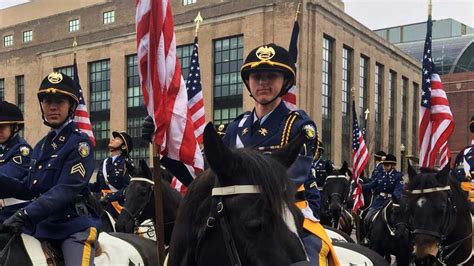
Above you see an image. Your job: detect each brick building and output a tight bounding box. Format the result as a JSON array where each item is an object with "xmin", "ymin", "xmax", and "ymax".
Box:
[{"xmin": 0, "ymin": 0, "xmax": 421, "ymax": 171}]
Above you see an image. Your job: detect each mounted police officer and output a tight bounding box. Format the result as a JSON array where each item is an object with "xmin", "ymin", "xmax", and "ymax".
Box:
[
  {"xmin": 452, "ymin": 116, "xmax": 474, "ymax": 213},
  {"xmin": 361, "ymin": 153, "xmax": 404, "ymax": 245},
  {"xmin": 0, "ymin": 72, "xmax": 100, "ymax": 265},
  {"xmin": 221, "ymin": 43, "xmax": 330, "ymax": 264},
  {"xmin": 311, "ymin": 139, "xmax": 333, "ymax": 189},
  {"xmin": 0, "ymin": 101, "xmax": 32, "ymax": 221},
  {"xmin": 90, "ymin": 131, "xmax": 134, "ymax": 218}
]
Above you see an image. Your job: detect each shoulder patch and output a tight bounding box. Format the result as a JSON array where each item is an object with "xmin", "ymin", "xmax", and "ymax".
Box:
[
  {"xmin": 303, "ymin": 124, "xmax": 316, "ymax": 140},
  {"xmin": 20, "ymin": 146, "xmax": 30, "ymax": 156},
  {"xmin": 78, "ymin": 142, "xmax": 90, "ymax": 158}
]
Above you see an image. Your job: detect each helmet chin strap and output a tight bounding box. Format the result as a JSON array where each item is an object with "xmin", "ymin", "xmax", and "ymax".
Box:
[{"xmin": 41, "ymin": 107, "xmax": 77, "ymax": 128}]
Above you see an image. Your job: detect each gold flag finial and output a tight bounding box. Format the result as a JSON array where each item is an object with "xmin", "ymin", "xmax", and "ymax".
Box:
[
  {"xmin": 294, "ymin": 1, "xmax": 302, "ymax": 22},
  {"xmin": 194, "ymin": 12, "xmax": 203, "ymax": 36},
  {"xmin": 365, "ymin": 108, "xmax": 370, "ymax": 121},
  {"xmin": 72, "ymin": 37, "xmax": 78, "ymax": 60},
  {"xmin": 428, "ymin": 0, "xmax": 432, "ymax": 17}
]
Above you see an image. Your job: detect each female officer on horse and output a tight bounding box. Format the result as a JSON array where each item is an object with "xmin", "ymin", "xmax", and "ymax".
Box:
[
  {"xmin": 0, "ymin": 72, "xmax": 100, "ymax": 266},
  {"xmin": 0, "ymin": 101, "xmax": 32, "ymax": 222}
]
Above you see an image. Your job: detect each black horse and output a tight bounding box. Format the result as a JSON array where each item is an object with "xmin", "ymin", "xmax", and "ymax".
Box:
[
  {"xmin": 319, "ymin": 161, "xmax": 354, "ymax": 235},
  {"xmin": 115, "ymin": 160, "xmax": 182, "ymax": 245},
  {"xmin": 168, "ymin": 123, "xmax": 309, "ymax": 266},
  {"xmin": 365, "ymin": 195, "xmax": 412, "ymax": 265},
  {"xmin": 407, "ymin": 163, "xmax": 473, "ymax": 265}
]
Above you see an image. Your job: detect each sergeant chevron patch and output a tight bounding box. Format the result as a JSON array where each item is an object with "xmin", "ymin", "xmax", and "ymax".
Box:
[{"xmin": 71, "ymin": 163, "xmax": 86, "ymax": 178}]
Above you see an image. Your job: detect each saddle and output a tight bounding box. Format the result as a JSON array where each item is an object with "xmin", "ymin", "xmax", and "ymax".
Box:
[{"xmin": 20, "ymin": 232, "xmax": 144, "ymax": 265}]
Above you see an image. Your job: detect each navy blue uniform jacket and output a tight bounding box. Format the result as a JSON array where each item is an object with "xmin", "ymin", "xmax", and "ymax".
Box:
[{"xmin": 0, "ymin": 122, "xmax": 100, "ymax": 240}]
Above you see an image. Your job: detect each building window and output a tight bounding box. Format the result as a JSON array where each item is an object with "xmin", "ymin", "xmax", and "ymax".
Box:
[
  {"xmin": 388, "ymin": 71, "xmax": 397, "ymax": 153},
  {"xmin": 89, "ymin": 60, "xmax": 110, "ymax": 163},
  {"xmin": 3, "ymin": 35, "xmax": 13, "ymax": 47},
  {"xmin": 126, "ymin": 54, "xmax": 149, "ymax": 163},
  {"xmin": 341, "ymin": 46, "xmax": 352, "ymax": 163},
  {"xmin": 0, "ymin": 79, "xmax": 4, "ymax": 101},
  {"xmin": 55, "ymin": 65, "xmax": 74, "ymax": 79},
  {"xmin": 69, "ymin": 19, "xmax": 80, "ymax": 32},
  {"xmin": 322, "ymin": 36, "xmax": 333, "ymax": 158},
  {"xmin": 213, "ymin": 36, "xmax": 243, "ymax": 125},
  {"xmin": 401, "ymin": 77, "xmax": 408, "ymax": 151},
  {"xmin": 103, "ymin": 10, "xmax": 115, "ymax": 24},
  {"xmin": 183, "ymin": 0, "xmax": 196, "ymax": 6},
  {"xmin": 23, "ymin": 30, "xmax": 32, "ymax": 43},
  {"xmin": 374, "ymin": 63, "xmax": 384, "ymax": 152},
  {"xmin": 16, "ymin": 76, "xmax": 24, "ymax": 113},
  {"xmin": 412, "ymin": 82, "xmax": 419, "ymax": 155},
  {"xmin": 177, "ymin": 43, "xmax": 194, "ymax": 81},
  {"xmin": 359, "ymin": 55, "xmax": 369, "ymax": 126}
]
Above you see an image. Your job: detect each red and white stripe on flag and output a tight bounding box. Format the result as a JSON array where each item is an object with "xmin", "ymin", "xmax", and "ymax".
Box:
[
  {"xmin": 136, "ymin": 0, "xmax": 204, "ymax": 177},
  {"xmin": 351, "ymin": 102, "xmax": 369, "ymax": 212},
  {"xmin": 282, "ymin": 86, "xmax": 297, "ymax": 111},
  {"xmin": 170, "ymin": 176, "xmax": 187, "ymax": 194},
  {"xmin": 419, "ymin": 73, "xmax": 454, "ymax": 168}
]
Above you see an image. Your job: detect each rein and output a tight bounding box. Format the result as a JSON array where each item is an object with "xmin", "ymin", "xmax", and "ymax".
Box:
[{"xmin": 0, "ymin": 232, "xmax": 20, "ymax": 265}]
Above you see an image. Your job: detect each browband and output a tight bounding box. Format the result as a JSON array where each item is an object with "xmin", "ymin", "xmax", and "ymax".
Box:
[
  {"xmin": 130, "ymin": 177, "xmax": 155, "ymax": 185},
  {"xmin": 212, "ymin": 185, "xmax": 261, "ymax": 196},
  {"xmin": 326, "ymin": 175, "xmax": 350, "ymax": 181},
  {"xmin": 408, "ymin": 185, "xmax": 451, "ymax": 194}
]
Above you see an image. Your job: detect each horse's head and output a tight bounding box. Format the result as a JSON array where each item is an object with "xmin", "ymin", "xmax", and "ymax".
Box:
[
  {"xmin": 389, "ymin": 195, "xmax": 410, "ymax": 239},
  {"xmin": 324, "ymin": 161, "xmax": 350, "ymax": 215},
  {"xmin": 116, "ymin": 160, "xmax": 155, "ymax": 234},
  {"xmin": 196, "ymin": 122, "xmax": 308, "ymax": 265},
  {"xmin": 406, "ymin": 163, "xmax": 454, "ymax": 258}
]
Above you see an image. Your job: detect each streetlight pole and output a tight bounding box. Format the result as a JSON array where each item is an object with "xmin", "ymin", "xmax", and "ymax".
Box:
[{"xmin": 400, "ymin": 144, "xmax": 406, "ymax": 172}]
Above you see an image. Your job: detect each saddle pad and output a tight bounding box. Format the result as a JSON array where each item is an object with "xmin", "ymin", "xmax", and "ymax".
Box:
[
  {"xmin": 95, "ymin": 232, "xmax": 144, "ymax": 265},
  {"xmin": 20, "ymin": 232, "xmax": 144, "ymax": 265}
]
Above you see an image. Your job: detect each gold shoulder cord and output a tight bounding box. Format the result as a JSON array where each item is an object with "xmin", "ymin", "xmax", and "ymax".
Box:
[{"xmin": 280, "ymin": 113, "xmax": 298, "ymax": 146}]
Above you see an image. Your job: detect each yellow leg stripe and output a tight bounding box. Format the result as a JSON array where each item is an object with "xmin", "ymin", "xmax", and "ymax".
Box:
[
  {"xmin": 81, "ymin": 227, "xmax": 97, "ymax": 266},
  {"xmin": 319, "ymin": 239, "xmax": 330, "ymax": 266}
]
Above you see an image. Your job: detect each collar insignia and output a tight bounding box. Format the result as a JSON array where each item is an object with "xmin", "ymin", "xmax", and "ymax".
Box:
[
  {"xmin": 51, "ymin": 142, "xmax": 58, "ymax": 150},
  {"xmin": 59, "ymin": 136, "xmax": 66, "ymax": 142},
  {"xmin": 242, "ymin": 128, "xmax": 249, "ymax": 135},
  {"xmin": 258, "ymin": 128, "xmax": 268, "ymax": 136}
]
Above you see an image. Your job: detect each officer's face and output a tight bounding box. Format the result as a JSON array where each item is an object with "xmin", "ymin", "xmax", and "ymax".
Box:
[
  {"xmin": 248, "ymin": 71, "xmax": 284, "ymax": 104},
  {"xmin": 0, "ymin": 124, "xmax": 12, "ymax": 144},
  {"xmin": 383, "ymin": 163, "xmax": 394, "ymax": 172},
  {"xmin": 41, "ymin": 95, "xmax": 71, "ymax": 127},
  {"xmin": 108, "ymin": 136, "xmax": 124, "ymax": 151}
]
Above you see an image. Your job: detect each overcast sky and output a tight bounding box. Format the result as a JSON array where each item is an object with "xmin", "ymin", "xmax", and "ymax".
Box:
[
  {"xmin": 344, "ymin": 0, "xmax": 474, "ymax": 30},
  {"xmin": 0, "ymin": 0, "xmax": 29, "ymax": 9}
]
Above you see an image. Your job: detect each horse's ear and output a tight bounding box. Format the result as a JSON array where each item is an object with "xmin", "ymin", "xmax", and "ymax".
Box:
[
  {"xmin": 341, "ymin": 161, "xmax": 348, "ymax": 174},
  {"xmin": 136, "ymin": 159, "xmax": 153, "ymax": 180},
  {"xmin": 203, "ymin": 122, "xmax": 233, "ymax": 175},
  {"xmin": 436, "ymin": 163, "xmax": 450, "ymax": 185},
  {"xmin": 407, "ymin": 162, "xmax": 418, "ymax": 181},
  {"xmin": 271, "ymin": 131, "xmax": 306, "ymax": 168},
  {"xmin": 325, "ymin": 160, "xmax": 333, "ymax": 173}
]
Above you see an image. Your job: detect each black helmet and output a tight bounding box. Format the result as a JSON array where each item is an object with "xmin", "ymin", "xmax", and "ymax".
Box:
[
  {"xmin": 0, "ymin": 101, "xmax": 24, "ymax": 126},
  {"xmin": 241, "ymin": 43, "xmax": 296, "ymax": 96},
  {"xmin": 112, "ymin": 131, "xmax": 133, "ymax": 156},
  {"xmin": 383, "ymin": 154, "xmax": 397, "ymax": 165},
  {"xmin": 470, "ymin": 116, "xmax": 474, "ymax": 133},
  {"xmin": 38, "ymin": 72, "xmax": 79, "ymax": 105},
  {"xmin": 374, "ymin": 150, "xmax": 387, "ymax": 160}
]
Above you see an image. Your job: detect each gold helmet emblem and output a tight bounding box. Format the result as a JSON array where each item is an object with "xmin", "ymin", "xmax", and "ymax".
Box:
[
  {"xmin": 48, "ymin": 72, "xmax": 63, "ymax": 84},
  {"xmin": 255, "ymin": 46, "xmax": 276, "ymax": 61}
]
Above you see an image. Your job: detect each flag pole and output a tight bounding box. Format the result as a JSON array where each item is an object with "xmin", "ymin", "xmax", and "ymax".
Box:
[
  {"xmin": 72, "ymin": 37, "xmax": 77, "ymax": 60},
  {"xmin": 194, "ymin": 11, "xmax": 203, "ymax": 37},
  {"xmin": 294, "ymin": 1, "xmax": 301, "ymax": 21},
  {"xmin": 428, "ymin": 0, "xmax": 432, "ymax": 17}
]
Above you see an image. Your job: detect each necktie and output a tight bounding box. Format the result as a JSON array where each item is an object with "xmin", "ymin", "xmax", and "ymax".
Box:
[{"xmin": 251, "ymin": 119, "xmax": 260, "ymax": 135}]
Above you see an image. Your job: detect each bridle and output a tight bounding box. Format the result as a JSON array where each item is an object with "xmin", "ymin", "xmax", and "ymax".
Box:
[
  {"xmin": 382, "ymin": 201, "xmax": 409, "ymax": 237},
  {"xmin": 121, "ymin": 177, "xmax": 155, "ymax": 228},
  {"xmin": 195, "ymin": 182, "xmax": 309, "ymax": 266},
  {"xmin": 323, "ymin": 174, "xmax": 350, "ymax": 207},
  {"xmin": 407, "ymin": 185, "xmax": 473, "ymax": 263}
]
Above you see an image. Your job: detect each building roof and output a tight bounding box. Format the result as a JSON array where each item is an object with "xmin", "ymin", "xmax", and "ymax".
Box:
[{"xmin": 396, "ymin": 34, "xmax": 474, "ymax": 74}]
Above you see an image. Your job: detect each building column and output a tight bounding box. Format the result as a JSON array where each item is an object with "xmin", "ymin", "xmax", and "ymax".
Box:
[{"xmin": 109, "ymin": 48, "xmax": 126, "ymax": 132}]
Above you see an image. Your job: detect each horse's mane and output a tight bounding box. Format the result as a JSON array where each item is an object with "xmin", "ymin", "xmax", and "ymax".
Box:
[{"xmin": 178, "ymin": 147, "xmax": 294, "ymax": 232}]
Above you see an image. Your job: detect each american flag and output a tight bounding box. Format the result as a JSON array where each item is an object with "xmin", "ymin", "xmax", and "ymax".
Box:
[
  {"xmin": 282, "ymin": 20, "xmax": 299, "ymax": 110},
  {"xmin": 136, "ymin": 0, "xmax": 204, "ymax": 180},
  {"xmin": 418, "ymin": 14, "xmax": 454, "ymax": 169},
  {"xmin": 186, "ymin": 37, "xmax": 205, "ymax": 144},
  {"xmin": 351, "ymin": 100, "xmax": 368, "ymax": 212},
  {"xmin": 73, "ymin": 58, "xmax": 96, "ymax": 146}
]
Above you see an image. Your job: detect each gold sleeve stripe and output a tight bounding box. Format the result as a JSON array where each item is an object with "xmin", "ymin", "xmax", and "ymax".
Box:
[{"xmin": 281, "ymin": 114, "xmax": 297, "ymax": 146}]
